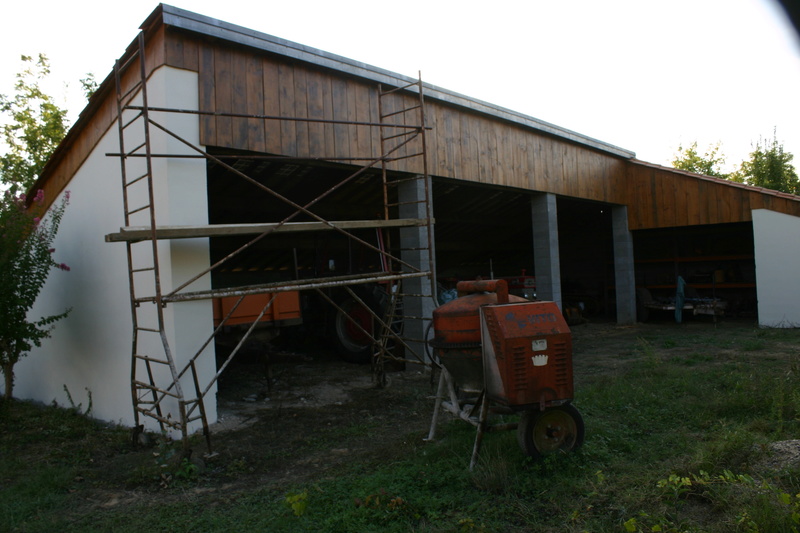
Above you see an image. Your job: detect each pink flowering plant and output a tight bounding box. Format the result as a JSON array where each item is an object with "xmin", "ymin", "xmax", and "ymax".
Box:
[{"xmin": 0, "ymin": 189, "xmax": 70, "ymax": 402}]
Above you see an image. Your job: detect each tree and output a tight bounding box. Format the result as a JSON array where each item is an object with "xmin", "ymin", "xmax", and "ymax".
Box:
[
  {"xmin": 0, "ymin": 189, "xmax": 70, "ymax": 401},
  {"xmin": 731, "ymin": 132, "xmax": 799, "ymax": 195},
  {"xmin": 0, "ymin": 54, "xmax": 77, "ymax": 402},
  {"xmin": 0, "ymin": 54, "xmax": 69, "ymax": 193},
  {"xmin": 79, "ymin": 73, "xmax": 98, "ymax": 101},
  {"xmin": 671, "ymin": 141, "xmax": 729, "ymax": 179}
]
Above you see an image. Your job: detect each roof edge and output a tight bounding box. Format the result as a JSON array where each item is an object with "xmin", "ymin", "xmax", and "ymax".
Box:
[{"xmin": 631, "ymin": 158, "xmax": 800, "ymax": 202}]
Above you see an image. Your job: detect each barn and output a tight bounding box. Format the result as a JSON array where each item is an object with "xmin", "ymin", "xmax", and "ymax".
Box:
[{"xmin": 8, "ymin": 4, "xmax": 800, "ymax": 445}]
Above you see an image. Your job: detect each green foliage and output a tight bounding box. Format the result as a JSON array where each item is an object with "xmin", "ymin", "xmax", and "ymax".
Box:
[
  {"xmin": 79, "ymin": 73, "xmax": 98, "ymax": 101},
  {"xmin": 126, "ymin": 437, "xmax": 202, "ymax": 488},
  {"xmin": 174, "ymin": 457, "xmax": 199, "ymax": 481},
  {"xmin": 0, "ymin": 54, "xmax": 69, "ymax": 193},
  {"xmin": 672, "ymin": 135, "xmax": 799, "ymax": 196},
  {"xmin": 731, "ymin": 131, "xmax": 800, "ymax": 195},
  {"xmin": 0, "ymin": 188, "xmax": 70, "ymax": 400},
  {"xmin": 672, "ymin": 141, "xmax": 729, "ymax": 178},
  {"xmin": 285, "ymin": 490, "xmax": 309, "ymax": 517},
  {"xmin": 657, "ymin": 472, "xmax": 695, "ymax": 504},
  {"xmin": 352, "ymin": 488, "xmax": 419, "ymax": 525},
  {"xmin": 624, "ymin": 469, "xmax": 800, "ymax": 533},
  {"xmin": 457, "ymin": 517, "xmax": 489, "ymax": 532}
]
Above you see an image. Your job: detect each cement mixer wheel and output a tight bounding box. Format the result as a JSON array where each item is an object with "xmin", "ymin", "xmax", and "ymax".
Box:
[{"xmin": 517, "ymin": 404, "xmax": 584, "ymax": 459}]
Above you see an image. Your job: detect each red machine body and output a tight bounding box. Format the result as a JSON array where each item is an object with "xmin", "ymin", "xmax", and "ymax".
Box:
[
  {"xmin": 429, "ymin": 279, "xmax": 583, "ymax": 463},
  {"xmin": 431, "ymin": 280, "xmax": 527, "ymax": 392},
  {"xmin": 432, "ymin": 279, "xmax": 574, "ymax": 408},
  {"xmin": 481, "ymin": 301, "xmax": 573, "ymax": 408}
]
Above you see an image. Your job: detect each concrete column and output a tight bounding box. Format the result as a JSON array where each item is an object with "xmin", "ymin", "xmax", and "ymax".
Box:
[
  {"xmin": 612, "ymin": 205, "xmax": 637, "ymax": 324},
  {"xmin": 531, "ymin": 193, "xmax": 562, "ymax": 309},
  {"xmin": 398, "ymin": 175, "xmax": 435, "ymax": 362}
]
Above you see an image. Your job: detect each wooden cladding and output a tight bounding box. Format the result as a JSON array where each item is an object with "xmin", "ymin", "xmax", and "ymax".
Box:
[
  {"xmin": 163, "ymin": 27, "xmax": 799, "ymax": 230},
  {"xmin": 425, "ymin": 103, "xmax": 628, "ymax": 198},
  {"xmin": 181, "ymin": 35, "xmax": 422, "ymax": 172},
  {"xmin": 39, "ymin": 22, "xmax": 800, "ymax": 229},
  {"xmin": 622, "ymin": 162, "xmax": 800, "ymax": 230},
  {"xmin": 170, "ymin": 31, "xmax": 630, "ymax": 202}
]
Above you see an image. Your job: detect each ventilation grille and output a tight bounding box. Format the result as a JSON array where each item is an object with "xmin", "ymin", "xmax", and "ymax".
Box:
[
  {"xmin": 511, "ymin": 346, "xmax": 528, "ymax": 391},
  {"xmin": 553, "ymin": 341, "xmax": 569, "ymax": 386}
]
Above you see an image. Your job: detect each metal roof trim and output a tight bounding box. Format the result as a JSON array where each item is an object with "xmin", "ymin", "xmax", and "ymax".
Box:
[{"xmin": 159, "ymin": 4, "xmax": 635, "ymax": 159}]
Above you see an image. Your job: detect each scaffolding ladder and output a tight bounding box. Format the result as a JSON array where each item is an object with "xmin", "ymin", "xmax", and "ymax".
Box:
[
  {"xmin": 113, "ymin": 33, "xmax": 211, "ymax": 452},
  {"xmin": 110, "ymin": 31, "xmax": 436, "ymax": 454},
  {"xmin": 371, "ymin": 77, "xmax": 437, "ymax": 384}
]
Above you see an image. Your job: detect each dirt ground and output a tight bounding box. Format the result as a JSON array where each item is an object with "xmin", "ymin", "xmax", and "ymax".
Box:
[
  {"xmin": 208, "ymin": 341, "xmax": 435, "ymax": 484},
  {"xmin": 74, "ymin": 316, "xmax": 800, "ymax": 511}
]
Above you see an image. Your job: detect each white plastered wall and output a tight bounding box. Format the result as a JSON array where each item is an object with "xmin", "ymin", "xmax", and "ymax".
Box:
[
  {"xmin": 753, "ymin": 208, "xmax": 800, "ymax": 327},
  {"xmin": 10, "ymin": 66, "xmax": 217, "ymax": 433}
]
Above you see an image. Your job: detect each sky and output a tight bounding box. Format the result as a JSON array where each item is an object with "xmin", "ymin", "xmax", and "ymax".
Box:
[{"xmin": 2, "ymin": 0, "xmax": 799, "ymax": 174}]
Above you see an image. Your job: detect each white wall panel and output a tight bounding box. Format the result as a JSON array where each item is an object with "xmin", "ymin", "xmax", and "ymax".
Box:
[
  {"xmin": 753, "ymin": 209, "xmax": 800, "ymax": 327},
  {"xmin": 9, "ymin": 67, "xmax": 217, "ymax": 433}
]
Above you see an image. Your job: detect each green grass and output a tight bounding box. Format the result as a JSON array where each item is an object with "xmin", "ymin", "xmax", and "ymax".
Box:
[{"xmin": 4, "ymin": 323, "xmax": 800, "ymax": 532}]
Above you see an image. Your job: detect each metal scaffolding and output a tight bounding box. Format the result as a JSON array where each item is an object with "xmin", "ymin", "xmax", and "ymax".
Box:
[{"xmin": 107, "ymin": 32, "xmax": 436, "ymax": 454}]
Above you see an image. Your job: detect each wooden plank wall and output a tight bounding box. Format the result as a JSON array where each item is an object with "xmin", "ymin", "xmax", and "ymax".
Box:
[
  {"xmin": 167, "ymin": 32, "xmax": 631, "ymax": 203},
  {"xmin": 163, "ymin": 29, "xmax": 800, "ymax": 230},
  {"xmin": 38, "ymin": 23, "xmax": 800, "ymax": 230},
  {"xmin": 623, "ymin": 162, "xmax": 800, "ymax": 230},
  {"xmin": 169, "ymin": 34, "xmax": 397, "ymax": 169}
]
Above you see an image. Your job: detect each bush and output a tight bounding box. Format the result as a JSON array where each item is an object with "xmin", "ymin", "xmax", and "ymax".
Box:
[{"xmin": 0, "ymin": 188, "xmax": 70, "ymax": 401}]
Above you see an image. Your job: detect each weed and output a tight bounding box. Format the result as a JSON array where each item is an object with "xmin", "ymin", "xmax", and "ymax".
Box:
[
  {"xmin": 174, "ymin": 457, "xmax": 199, "ymax": 481},
  {"xmin": 623, "ymin": 512, "xmax": 689, "ymax": 533},
  {"xmin": 123, "ymin": 436, "xmax": 202, "ymax": 488},
  {"xmin": 457, "ymin": 517, "xmax": 489, "ymax": 532},
  {"xmin": 225, "ymin": 456, "xmax": 251, "ymax": 476},
  {"xmin": 62, "ymin": 384, "xmax": 92, "ymax": 416},
  {"xmin": 469, "ymin": 445, "xmax": 512, "ymax": 494},
  {"xmin": 624, "ymin": 469, "xmax": 800, "ymax": 533},
  {"xmin": 285, "ymin": 490, "xmax": 308, "ymax": 517},
  {"xmin": 657, "ymin": 473, "xmax": 694, "ymax": 505},
  {"xmin": 636, "ymin": 337, "xmax": 661, "ymax": 367}
]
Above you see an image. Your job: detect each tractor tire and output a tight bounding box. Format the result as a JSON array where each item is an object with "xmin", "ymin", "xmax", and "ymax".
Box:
[{"xmin": 331, "ymin": 285, "xmax": 388, "ymax": 364}]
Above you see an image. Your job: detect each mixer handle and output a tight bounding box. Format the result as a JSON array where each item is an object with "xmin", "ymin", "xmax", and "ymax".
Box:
[{"xmin": 455, "ymin": 279, "xmax": 509, "ymax": 304}]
